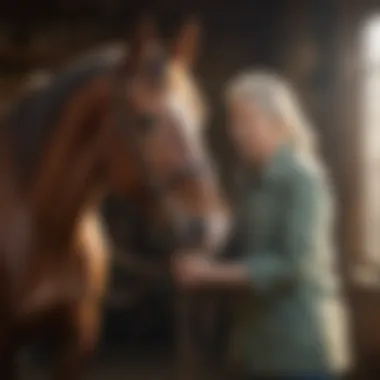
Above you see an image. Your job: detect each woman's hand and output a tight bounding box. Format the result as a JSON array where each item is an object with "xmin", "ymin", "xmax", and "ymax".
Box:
[
  {"xmin": 171, "ymin": 252, "xmax": 215, "ymax": 290},
  {"xmin": 172, "ymin": 251, "xmax": 251, "ymax": 290}
]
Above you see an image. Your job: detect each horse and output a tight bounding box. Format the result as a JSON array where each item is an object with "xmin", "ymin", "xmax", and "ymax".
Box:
[{"xmin": 0, "ymin": 17, "xmax": 230, "ymax": 379}]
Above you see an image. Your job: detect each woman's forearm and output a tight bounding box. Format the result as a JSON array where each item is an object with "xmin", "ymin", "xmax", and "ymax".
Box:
[{"xmin": 205, "ymin": 262, "xmax": 251, "ymax": 289}]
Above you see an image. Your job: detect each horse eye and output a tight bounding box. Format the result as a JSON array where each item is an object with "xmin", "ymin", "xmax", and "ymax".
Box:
[{"xmin": 138, "ymin": 114, "xmax": 156, "ymax": 133}]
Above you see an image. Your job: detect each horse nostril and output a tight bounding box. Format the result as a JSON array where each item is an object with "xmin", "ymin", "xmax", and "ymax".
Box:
[
  {"xmin": 170, "ymin": 217, "xmax": 207, "ymax": 248},
  {"xmin": 187, "ymin": 217, "xmax": 206, "ymax": 244}
]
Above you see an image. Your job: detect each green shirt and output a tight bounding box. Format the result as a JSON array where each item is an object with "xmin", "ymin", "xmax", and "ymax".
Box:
[{"xmin": 232, "ymin": 144, "xmax": 351, "ymax": 376}]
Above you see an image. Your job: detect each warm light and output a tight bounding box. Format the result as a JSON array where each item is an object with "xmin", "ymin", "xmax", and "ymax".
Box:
[
  {"xmin": 362, "ymin": 14, "xmax": 380, "ymax": 65},
  {"xmin": 360, "ymin": 14, "xmax": 380, "ymax": 266}
]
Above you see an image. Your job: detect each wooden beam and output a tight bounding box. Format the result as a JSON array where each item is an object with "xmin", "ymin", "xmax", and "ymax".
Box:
[{"xmin": 334, "ymin": 0, "xmax": 367, "ymax": 270}]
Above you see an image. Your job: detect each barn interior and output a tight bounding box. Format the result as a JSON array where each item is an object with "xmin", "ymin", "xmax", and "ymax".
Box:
[{"xmin": 1, "ymin": 0, "xmax": 380, "ymax": 379}]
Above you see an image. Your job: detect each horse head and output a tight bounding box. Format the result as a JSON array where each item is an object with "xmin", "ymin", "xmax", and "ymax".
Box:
[{"xmin": 104, "ymin": 17, "xmax": 231, "ymax": 251}]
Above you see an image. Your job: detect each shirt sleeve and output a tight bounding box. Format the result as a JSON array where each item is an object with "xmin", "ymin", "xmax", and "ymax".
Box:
[{"xmin": 241, "ymin": 171, "xmax": 318, "ymax": 296}]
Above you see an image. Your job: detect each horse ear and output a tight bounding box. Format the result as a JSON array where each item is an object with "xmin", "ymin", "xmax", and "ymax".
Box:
[
  {"xmin": 127, "ymin": 15, "xmax": 158, "ymax": 71},
  {"xmin": 172, "ymin": 16, "xmax": 201, "ymax": 68}
]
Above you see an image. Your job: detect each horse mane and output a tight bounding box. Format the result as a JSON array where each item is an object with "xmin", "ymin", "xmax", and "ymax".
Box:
[{"xmin": 5, "ymin": 44, "xmax": 125, "ymax": 186}]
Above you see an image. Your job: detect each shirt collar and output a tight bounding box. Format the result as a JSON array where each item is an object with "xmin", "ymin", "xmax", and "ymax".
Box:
[
  {"xmin": 247, "ymin": 143, "xmax": 293, "ymax": 186},
  {"xmin": 266, "ymin": 142, "xmax": 293, "ymax": 179}
]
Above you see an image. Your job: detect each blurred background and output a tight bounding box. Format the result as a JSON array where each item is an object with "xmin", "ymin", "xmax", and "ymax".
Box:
[{"xmin": 2, "ymin": 0, "xmax": 380, "ymax": 378}]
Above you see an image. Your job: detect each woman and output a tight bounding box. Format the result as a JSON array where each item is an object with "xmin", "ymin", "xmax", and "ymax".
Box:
[{"xmin": 172, "ymin": 71, "xmax": 352, "ymax": 379}]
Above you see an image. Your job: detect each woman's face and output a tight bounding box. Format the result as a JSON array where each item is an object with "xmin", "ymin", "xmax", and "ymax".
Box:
[{"xmin": 228, "ymin": 99, "xmax": 281, "ymax": 163}]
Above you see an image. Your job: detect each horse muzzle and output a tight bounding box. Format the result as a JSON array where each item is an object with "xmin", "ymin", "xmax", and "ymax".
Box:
[{"xmin": 169, "ymin": 211, "xmax": 231, "ymax": 252}]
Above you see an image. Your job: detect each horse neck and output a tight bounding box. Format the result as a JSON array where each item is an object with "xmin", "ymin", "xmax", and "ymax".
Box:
[{"xmin": 29, "ymin": 76, "xmax": 111, "ymax": 245}]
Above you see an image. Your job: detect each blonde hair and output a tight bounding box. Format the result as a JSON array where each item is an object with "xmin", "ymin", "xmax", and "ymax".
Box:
[{"xmin": 225, "ymin": 70, "xmax": 326, "ymax": 177}]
